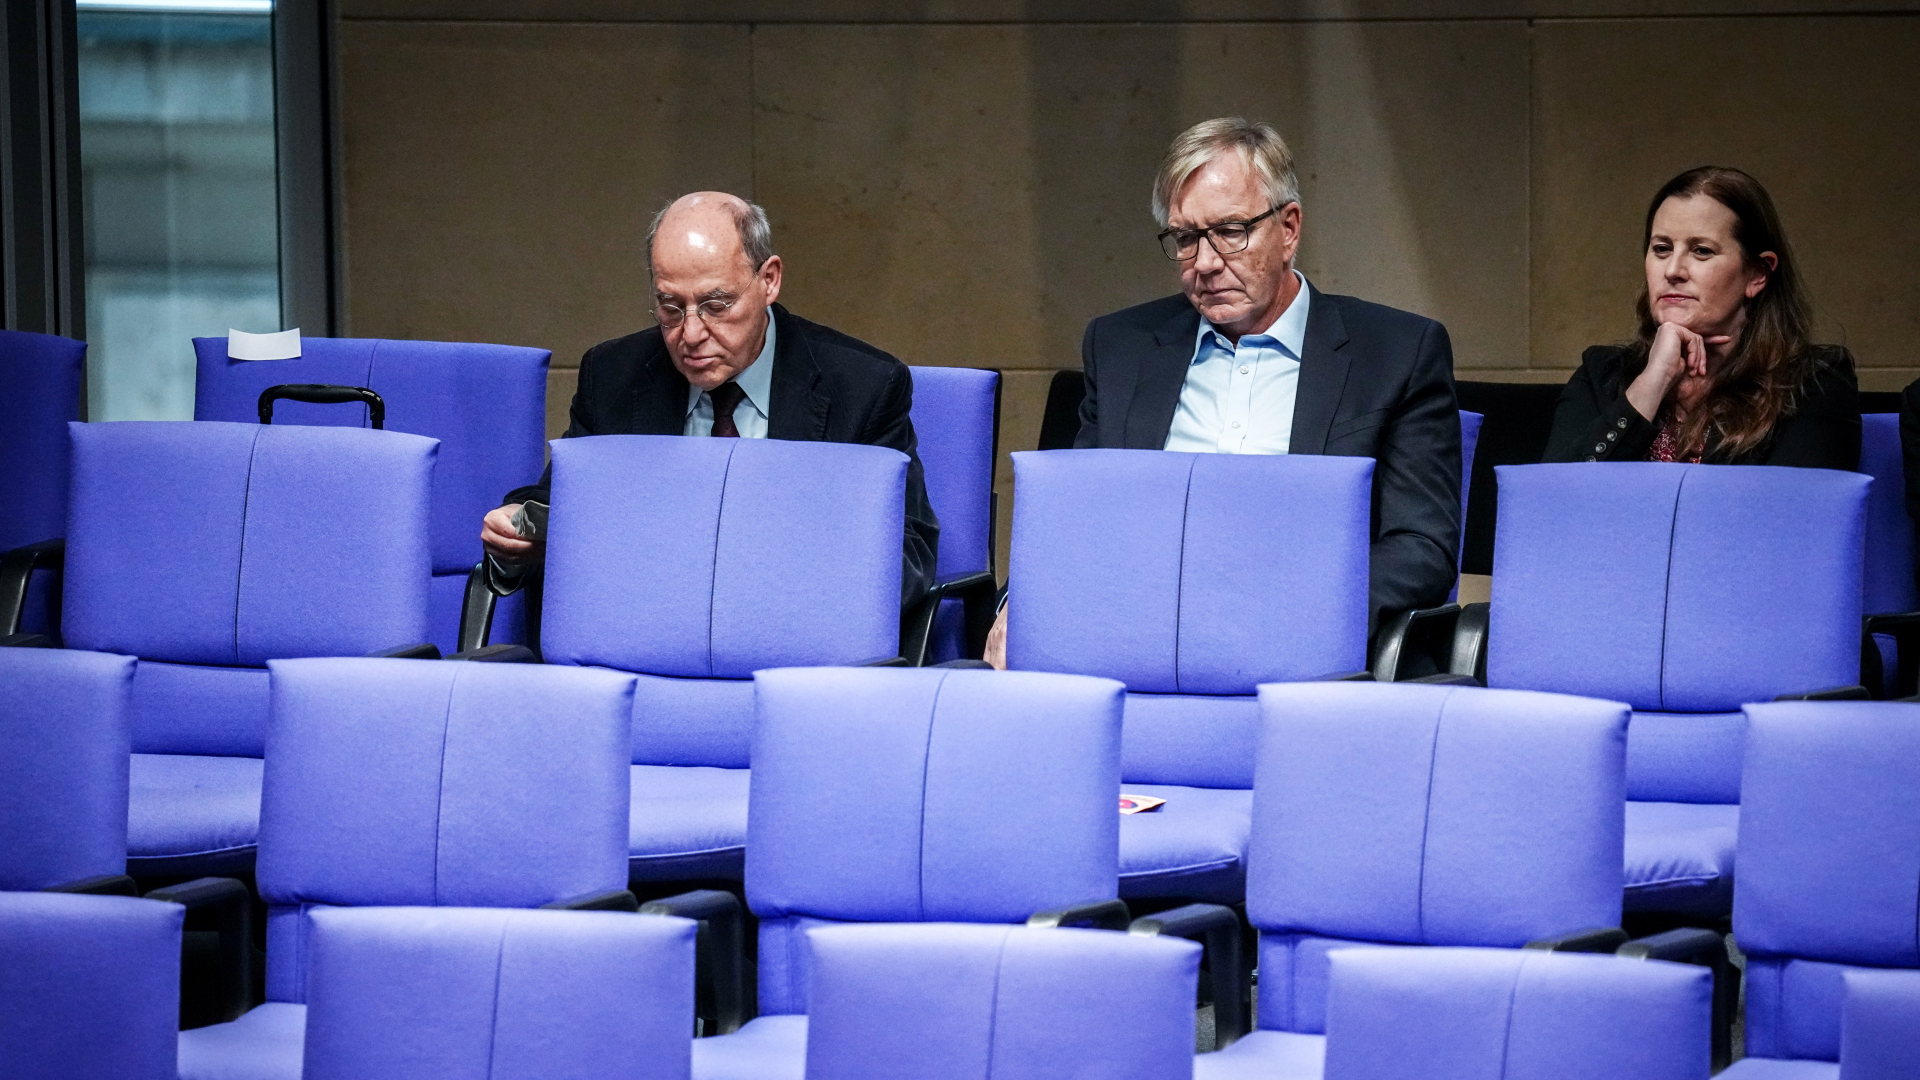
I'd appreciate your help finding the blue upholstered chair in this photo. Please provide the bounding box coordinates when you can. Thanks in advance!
[0,329,86,638]
[175,656,637,1080]
[1857,414,1917,696]
[0,892,184,1080]
[690,665,1125,1080]
[192,335,550,652]
[535,435,907,884]
[0,648,136,892]
[1005,449,1373,904]
[1477,463,1868,918]
[1320,948,1711,1080]
[1450,410,1483,601]
[1719,700,1920,1079]
[8,421,436,881]
[803,923,1199,1080]
[301,906,696,1080]
[906,365,1000,663]
[1197,681,1628,1079]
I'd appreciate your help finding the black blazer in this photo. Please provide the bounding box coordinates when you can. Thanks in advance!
[1542,344,1861,469]
[1074,283,1463,635]
[504,303,939,604]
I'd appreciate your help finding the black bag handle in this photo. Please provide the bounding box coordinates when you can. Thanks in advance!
[257,384,385,430]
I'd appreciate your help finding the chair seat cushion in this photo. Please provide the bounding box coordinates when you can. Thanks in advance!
[629,765,750,882]
[176,1001,306,1080]
[1716,1060,1839,1080]
[1193,1029,1326,1080]
[690,1013,808,1080]
[127,753,263,877]
[1623,800,1738,916]
[1118,784,1250,904]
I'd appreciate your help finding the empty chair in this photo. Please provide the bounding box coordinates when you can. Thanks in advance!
[1720,700,1920,1079]
[1321,947,1710,1080]
[1006,449,1373,903]
[905,365,1000,663]
[534,435,908,885]
[0,892,183,1080]
[1199,681,1628,1079]
[1477,463,1867,917]
[193,335,550,652]
[176,656,637,1080]
[693,665,1125,1080]
[804,923,1198,1080]
[0,648,135,892]
[0,329,86,637]
[302,906,695,1080]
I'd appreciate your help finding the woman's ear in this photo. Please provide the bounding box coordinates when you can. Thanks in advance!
[1746,251,1778,299]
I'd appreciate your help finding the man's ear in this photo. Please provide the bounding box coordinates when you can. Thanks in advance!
[1746,251,1777,300]
[760,255,784,307]
[1279,201,1303,262]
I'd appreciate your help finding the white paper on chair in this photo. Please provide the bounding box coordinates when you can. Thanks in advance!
[228,328,301,361]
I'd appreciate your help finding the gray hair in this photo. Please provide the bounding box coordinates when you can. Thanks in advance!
[647,195,775,273]
[1151,117,1301,227]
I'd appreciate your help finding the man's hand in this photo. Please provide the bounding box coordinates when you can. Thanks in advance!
[482,503,536,563]
[983,605,1008,670]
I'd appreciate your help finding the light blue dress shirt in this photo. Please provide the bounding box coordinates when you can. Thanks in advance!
[683,308,776,438]
[1163,271,1311,455]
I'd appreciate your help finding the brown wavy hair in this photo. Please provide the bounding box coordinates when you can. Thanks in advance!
[1623,166,1814,460]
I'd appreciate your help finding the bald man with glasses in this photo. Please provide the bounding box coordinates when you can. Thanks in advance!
[483,191,939,605]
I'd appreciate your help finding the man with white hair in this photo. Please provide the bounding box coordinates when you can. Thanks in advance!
[987,118,1460,665]
[483,191,939,604]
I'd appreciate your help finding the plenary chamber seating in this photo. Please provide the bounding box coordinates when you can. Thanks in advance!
[530,435,908,886]
[905,365,1000,663]
[1720,700,1920,1079]
[0,329,86,638]
[192,335,550,653]
[1465,463,1868,918]
[176,656,639,1080]
[1005,449,1374,904]
[1,648,136,894]
[1856,413,1918,695]
[5,421,437,881]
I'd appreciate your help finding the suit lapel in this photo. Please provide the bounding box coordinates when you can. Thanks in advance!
[632,333,691,435]
[765,303,829,441]
[1290,283,1351,456]
[1128,304,1203,450]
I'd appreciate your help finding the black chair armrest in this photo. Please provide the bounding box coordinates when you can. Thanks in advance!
[1406,673,1482,686]
[446,644,536,663]
[1314,670,1374,681]
[367,643,442,659]
[1,633,55,648]
[1027,898,1130,931]
[458,561,502,653]
[1618,928,1736,1070]
[147,877,253,1022]
[1,538,64,636]
[1522,927,1628,953]
[639,890,748,1036]
[1372,604,1462,682]
[900,571,999,667]
[933,659,994,670]
[541,888,640,912]
[1774,685,1871,701]
[1129,903,1247,1049]
[42,874,138,896]
[1448,602,1490,681]
[1864,611,1920,698]
[851,655,909,667]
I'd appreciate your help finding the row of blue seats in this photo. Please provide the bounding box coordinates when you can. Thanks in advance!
[9,657,1918,1079]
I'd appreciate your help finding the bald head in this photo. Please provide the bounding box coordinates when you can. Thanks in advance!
[648,192,774,278]
[647,191,783,391]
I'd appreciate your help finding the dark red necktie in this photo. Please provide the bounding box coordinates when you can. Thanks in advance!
[709,381,746,438]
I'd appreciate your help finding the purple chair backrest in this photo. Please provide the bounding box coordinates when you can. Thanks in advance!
[1735,701,1920,1064]
[303,907,694,1080]
[1841,969,1920,1079]
[1858,414,1913,616]
[0,649,136,890]
[1249,682,1627,1035]
[257,658,636,1003]
[1458,410,1483,569]
[1489,463,1866,712]
[1007,449,1372,693]
[909,366,998,578]
[0,330,85,554]
[805,924,1198,1080]
[746,666,1124,1015]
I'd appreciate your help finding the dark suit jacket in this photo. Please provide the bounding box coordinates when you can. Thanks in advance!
[1075,283,1462,635]
[504,303,939,605]
[1542,344,1860,468]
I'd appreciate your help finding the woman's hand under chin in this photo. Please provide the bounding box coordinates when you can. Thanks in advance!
[1625,319,1732,422]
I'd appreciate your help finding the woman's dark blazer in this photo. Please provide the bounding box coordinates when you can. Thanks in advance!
[1541,344,1861,469]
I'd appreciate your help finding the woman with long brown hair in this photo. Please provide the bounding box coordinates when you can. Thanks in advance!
[1543,166,1859,468]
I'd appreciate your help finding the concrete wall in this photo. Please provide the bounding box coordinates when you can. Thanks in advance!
[333,2,1920,572]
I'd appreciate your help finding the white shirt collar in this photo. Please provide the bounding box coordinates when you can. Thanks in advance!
[685,306,777,419]
[1194,269,1311,361]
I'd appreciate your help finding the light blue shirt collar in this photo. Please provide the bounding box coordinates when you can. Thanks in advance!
[1193,270,1310,363]
[686,306,776,421]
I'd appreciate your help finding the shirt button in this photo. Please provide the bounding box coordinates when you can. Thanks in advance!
[1231,421,1242,429]
[1593,442,1607,454]
[1239,366,1250,374]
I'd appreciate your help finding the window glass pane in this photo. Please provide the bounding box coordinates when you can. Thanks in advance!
[77,2,279,421]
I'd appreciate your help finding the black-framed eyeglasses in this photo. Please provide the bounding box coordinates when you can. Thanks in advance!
[1158,206,1280,261]
[654,296,741,329]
